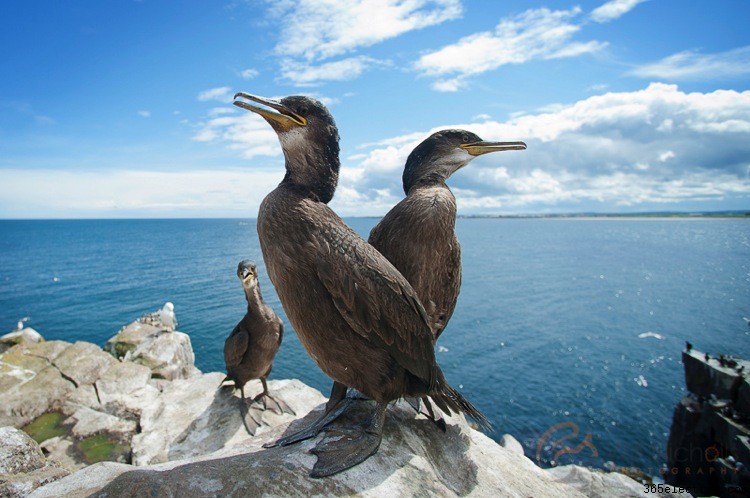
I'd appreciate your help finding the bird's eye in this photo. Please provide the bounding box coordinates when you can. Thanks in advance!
[298,106,308,115]
[461,133,469,143]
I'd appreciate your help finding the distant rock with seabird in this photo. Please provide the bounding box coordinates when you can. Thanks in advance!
[665,344,750,495]
[104,303,199,381]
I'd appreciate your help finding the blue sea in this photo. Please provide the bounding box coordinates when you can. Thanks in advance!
[1,218,748,474]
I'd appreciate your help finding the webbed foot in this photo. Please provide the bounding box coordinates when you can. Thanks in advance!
[309,427,382,478]
[308,401,387,478]
[254,392,296,416]
[239,398,264,435]
[263,381,350,448]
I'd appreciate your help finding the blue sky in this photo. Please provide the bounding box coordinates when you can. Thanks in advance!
[1,0,749,218]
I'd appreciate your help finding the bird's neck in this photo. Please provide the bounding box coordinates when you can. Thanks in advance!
[281,139,340,204]
[244,286,264,311]
[404,172,448,195]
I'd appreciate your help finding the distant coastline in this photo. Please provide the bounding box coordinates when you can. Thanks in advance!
[457,210,750,220]
[0,210,748,221]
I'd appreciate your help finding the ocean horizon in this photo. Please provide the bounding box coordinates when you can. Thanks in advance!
[1,217,748,475]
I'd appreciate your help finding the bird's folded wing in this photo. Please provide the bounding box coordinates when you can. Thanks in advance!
[224,324,249,368]
[313,218,436,388]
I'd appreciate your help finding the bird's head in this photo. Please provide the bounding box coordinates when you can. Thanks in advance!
[237,260,258,290]
[233,92,340,203]
[163,302,174,313]
[403,129,526,194]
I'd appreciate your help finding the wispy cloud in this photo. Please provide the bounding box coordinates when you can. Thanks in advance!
[240,68,259,79]
[589,0,646,23]
[272,0,462,61]
[415,7,607,92]
[269,0,461,85]
[280,56,386,86]
[197,86,233,102]
[137,110,151,118]
[629,45,750,80]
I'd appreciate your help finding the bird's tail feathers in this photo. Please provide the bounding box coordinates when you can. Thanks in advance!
[430,372,492,432]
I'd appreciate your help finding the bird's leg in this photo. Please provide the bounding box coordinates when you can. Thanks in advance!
[239,385,263,435]
[254,377,296,416]
[263,381,352,448]
[218,375,235,389]
[309,400,388,478]
[406,396,446,432]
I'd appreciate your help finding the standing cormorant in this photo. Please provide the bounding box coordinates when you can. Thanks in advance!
[370,130,525,339]
[234,92,490,477]
[224,260,293,434]
[368,129,525,425]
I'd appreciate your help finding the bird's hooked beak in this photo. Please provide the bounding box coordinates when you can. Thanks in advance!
[460,141,527,156]
[233,92,307,130]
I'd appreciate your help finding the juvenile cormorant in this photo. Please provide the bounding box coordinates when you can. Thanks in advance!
[234,92,490,477]
[368,129,524,426]
[223,260,293,434]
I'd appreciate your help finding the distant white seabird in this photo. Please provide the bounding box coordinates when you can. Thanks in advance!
[138,302,177,331]
[159,302,177,331]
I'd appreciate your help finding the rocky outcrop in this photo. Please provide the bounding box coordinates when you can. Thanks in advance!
[30,399,690,498]
[132,375,323,466]
[0,337,306,474]
[666,347,749,497]
[104,321,199,380]
[2,316,693,498]
[0,326,43,354]
[0,427,69,498]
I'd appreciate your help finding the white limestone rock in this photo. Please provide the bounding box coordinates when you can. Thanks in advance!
[53,341,116,387]
[0,427,69,497]
[546,465,692,498]
[131,375,321,466]
[0,327,44,354]
[105,321,199,380]
[499,434,525,456]
[28,398,648,498]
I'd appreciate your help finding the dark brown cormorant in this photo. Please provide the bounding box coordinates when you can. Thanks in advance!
[224,260,293,434]
[368,129,525,426]
[234,92,490,477]
[370,129,525,339]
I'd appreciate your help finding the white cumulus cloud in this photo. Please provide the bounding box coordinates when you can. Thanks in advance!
[336,83,750,214]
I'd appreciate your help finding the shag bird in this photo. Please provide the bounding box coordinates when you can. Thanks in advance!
[370,129,525,339]
[233,92,490,477]
[368,129,525,426]
[223,260,293,434]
